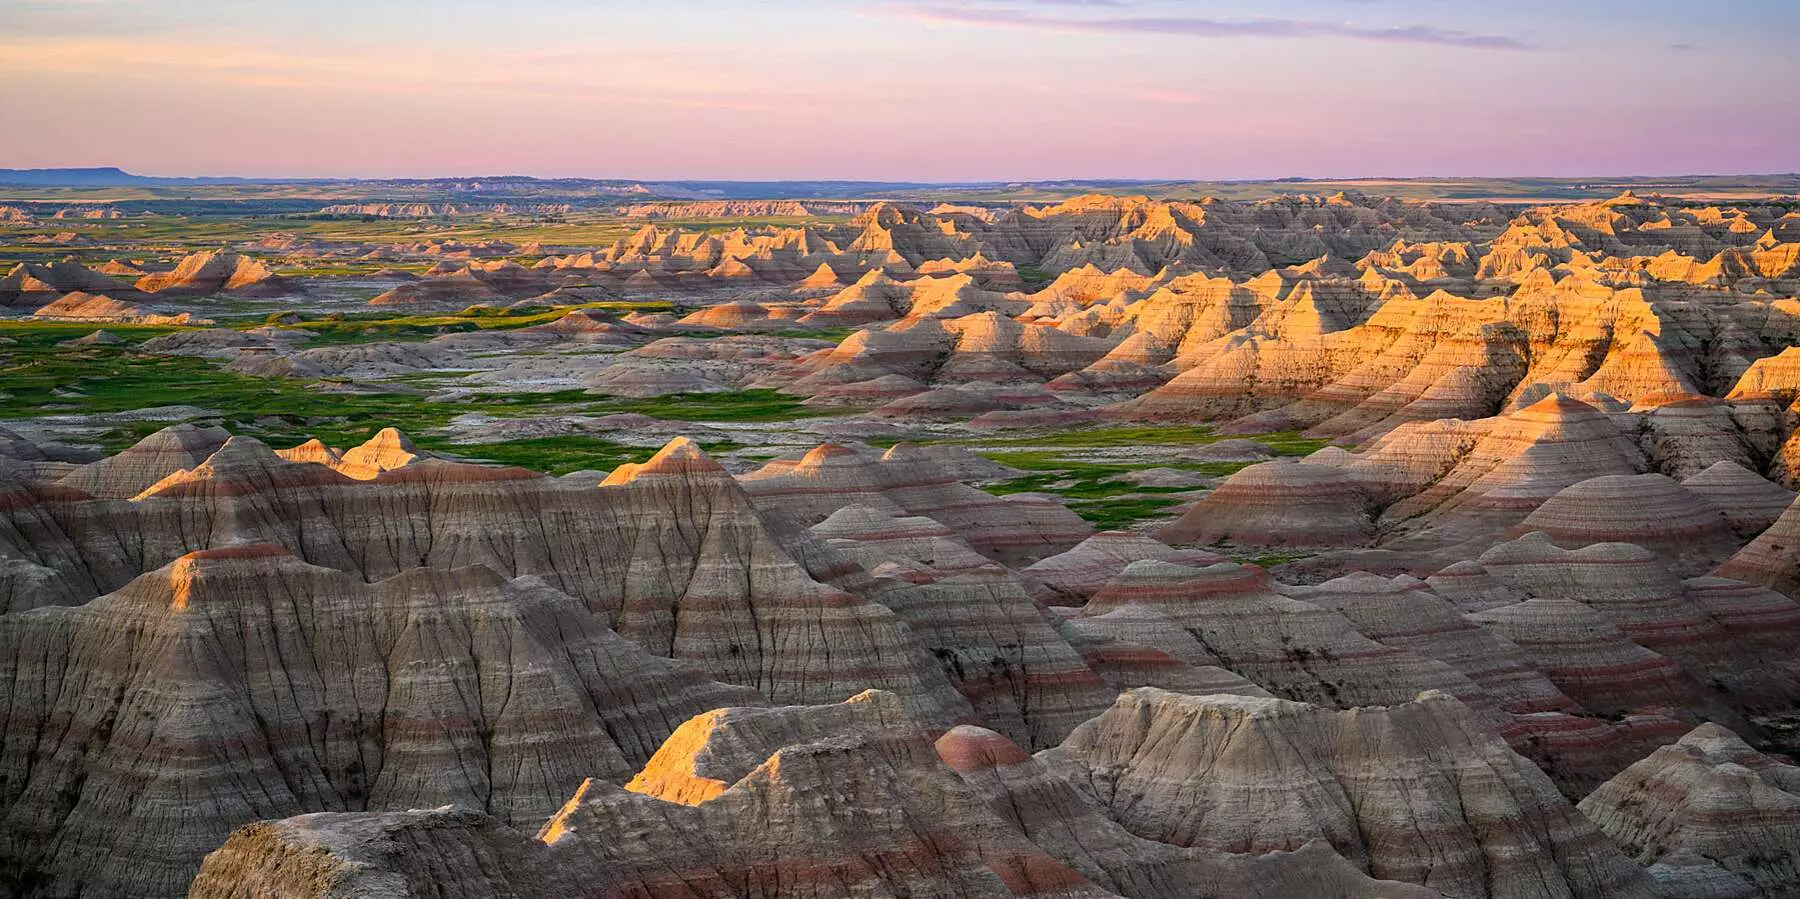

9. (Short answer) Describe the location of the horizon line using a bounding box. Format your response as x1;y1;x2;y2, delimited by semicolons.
3;167;1799;186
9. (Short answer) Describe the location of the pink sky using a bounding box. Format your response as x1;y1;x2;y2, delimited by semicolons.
1;0;1795;180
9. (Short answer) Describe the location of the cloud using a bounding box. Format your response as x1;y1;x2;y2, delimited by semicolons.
888;4;1535;50
0;35;842;112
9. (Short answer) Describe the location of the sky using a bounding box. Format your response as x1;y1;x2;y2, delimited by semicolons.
1;0;1797;181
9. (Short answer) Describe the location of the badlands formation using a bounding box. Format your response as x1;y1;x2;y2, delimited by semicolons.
0;185;1799;896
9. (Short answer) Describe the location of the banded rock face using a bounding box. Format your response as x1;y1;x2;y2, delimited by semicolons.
1036;688;1656;899
1580;723;1800;897
0;546;762;897
1372;393;1649;550
1280;572;1574;717
1;432;969;721
1054;606;1276;699
0;259;140;309
936;724;1435;899
199;690;1095;898
134;250;288;297
1020;531;1223;606
1513;473;1738;572
1682;460;1797;535
773;311;1109;410
743;442;1091;565
193;690;1443;899
1468;597;1711;719
55;422;231;499
1478;533;1800;712
1160;460;1375;549
809;503;995;575
1079;560;1485;712
1718;491;1800;598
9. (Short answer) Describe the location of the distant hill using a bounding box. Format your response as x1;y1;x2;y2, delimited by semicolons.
0;167;151;187
0;167;301;187
0;167;1792;204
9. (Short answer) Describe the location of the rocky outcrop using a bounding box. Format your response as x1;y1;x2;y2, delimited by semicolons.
1038;688;1656;898
1684;460;1797;535
55;422;231;498
1160;460;1374;548
743;442;1092;565
0;259;139;308
193;689;1459;899
1718;492;1800;598
29;291;205;324
135;250;289;297
1078;560;1483;711
2;433;972;726
623;199;870;218
1580;723;1800;896
1019;531;1223;605
0;546;763;897
1513;473;1738;572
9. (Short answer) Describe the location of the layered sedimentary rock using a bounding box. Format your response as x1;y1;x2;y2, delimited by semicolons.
1580;723;1800;896
0;546;764;897
135;250;289;297
1160;460;1374;548
1037;688;1655;898
1513;473;1738;571
195;690;1440;899
22;187;1800;898
743;442;1091;564
55;422;231;498
809;503;995;574
1;432;972;725
1467;597;1711;717
1077;560;1483;711
1019;531;1223;605
1280;572;1574;717
851;565;1116;749
935;724;1435;899
1683;460;1797;534
585;334;834;397
1718;492;1800;597
773;311;1112;407
197;692;1064;898
29;290;204;324
0;259;138;308
1304;393;1653;560
1471;533;1800;710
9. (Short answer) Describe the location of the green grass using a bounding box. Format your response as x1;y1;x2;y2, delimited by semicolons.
0;323;824;474
585;389;844;423
912;424;1330;456
1228;551;1317;569
260;303;673;346
1073;497;1186;531
1015;263;1053;288
453;387;838;424
436;435;738;476
975;450;1227;530
1257;431;1335;456
925;423;1338;531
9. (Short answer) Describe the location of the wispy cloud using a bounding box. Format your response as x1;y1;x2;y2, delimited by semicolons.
0;35;842;112
888;4;1536;50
